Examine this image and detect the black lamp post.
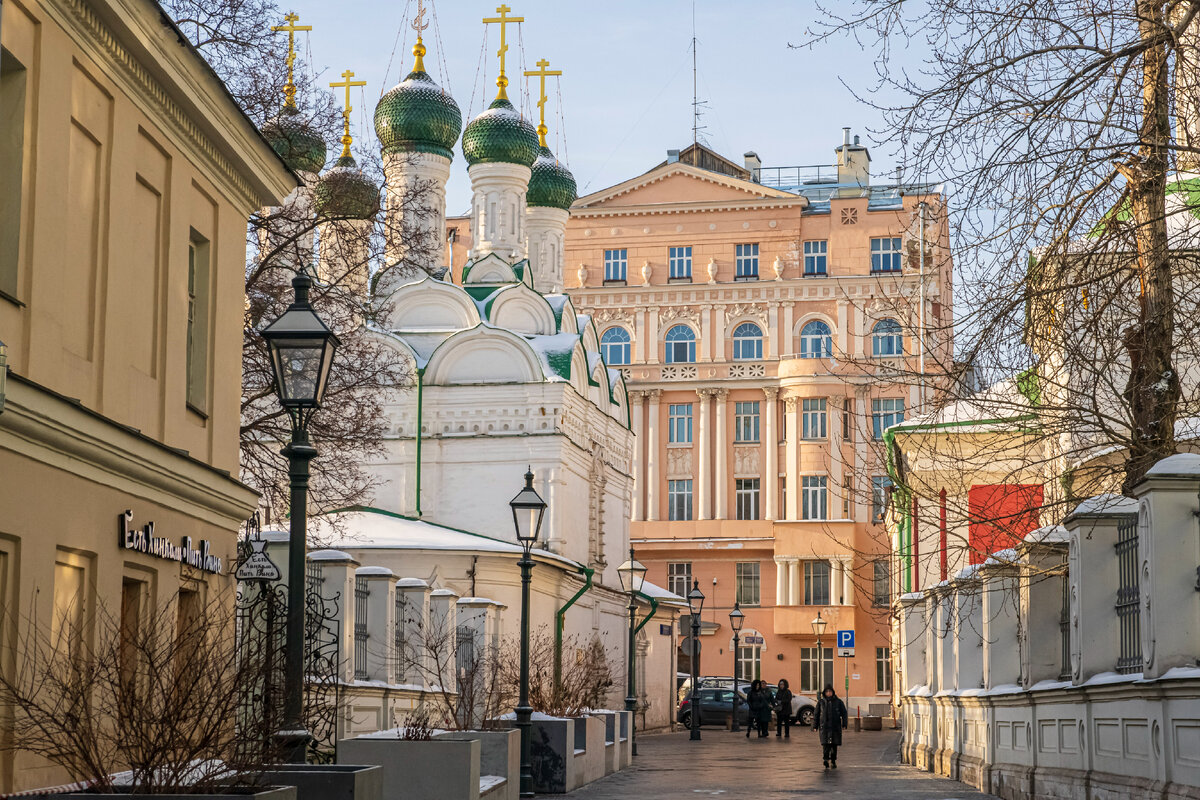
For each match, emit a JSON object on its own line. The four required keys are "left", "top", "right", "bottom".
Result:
{"left": 617, "top": 549, "right": 647, "bottom": 756}
{"left": 510, "top": 468, "right": 547, "bottom": 798}
{"left": 728, "top": 602, "right": 745, "bottom": 732}
{"left": 260, "top": 269, "right": 340, "bottom": 763}
{"left": 812, "top": 611, "right": 827, "bottom": 693}
{"left": 687, "top": 579, "right": 704, "bottom": 741}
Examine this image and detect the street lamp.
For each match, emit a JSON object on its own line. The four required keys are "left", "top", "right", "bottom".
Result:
{"left": 811, "top": 611, "right": 827, "bottom": 694}
{"left": 617, "top": 549, "right": 647, "bottom": 756}
{"left": 510, "top": 468, "right": 546, "bottom": 798}
{"left": 728, "top": 602, "right": 745, "bottom": 732}
{"left": 687, "top": 579, "right": 705, "bottom": 741}
{"left": 260, "top": 269, "right": 340, "bottom": 763}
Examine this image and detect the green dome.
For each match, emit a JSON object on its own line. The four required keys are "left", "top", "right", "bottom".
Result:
{"left": 314, "top": 155, "right": 380, "bottom": 220}
{"left": 461, "top": 98, "right": 539, "bottom": 168}
{"left": 375, "top": 69, "right": 462, "bottom": 160}
{"left": 262, "top": 105, "right": 327, "bottom": 174}
{"left": 527, "top": 145, "right": 577, "bottom": 210}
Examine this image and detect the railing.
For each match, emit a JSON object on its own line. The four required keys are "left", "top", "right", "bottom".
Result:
{"left": 755, "top": 164, "right": 840, "bottom": 188}
{"left": 1059, "top": 560, "right": 1072, "bottom": 680}
{"left": 354, "top": 577, "right": 369, "bottom": 680}
{"left": 1114, "top": 515, "right": 1141, "bottom": 674}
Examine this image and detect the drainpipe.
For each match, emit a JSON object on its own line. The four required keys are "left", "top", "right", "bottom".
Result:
{"left": 633, "top": 592, "right": 661, "bottom": 635}
{"left": 554, "top": 566, "right": 595, "bottom": 693}
{"left": 415, "top": 367, "right": 425, "bottom": 516}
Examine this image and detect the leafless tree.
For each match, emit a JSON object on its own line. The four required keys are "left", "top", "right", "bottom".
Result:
{"left": 497, "top": 629, "right": 616, "bottom": 718}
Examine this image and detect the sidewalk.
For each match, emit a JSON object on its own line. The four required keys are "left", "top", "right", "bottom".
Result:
{"left": 566, "top": 728, "right": 1000, "bottom": 798}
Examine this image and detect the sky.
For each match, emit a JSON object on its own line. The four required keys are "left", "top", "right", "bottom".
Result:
{"left": 282, "top": 0, "right": 908, "bottom": 214}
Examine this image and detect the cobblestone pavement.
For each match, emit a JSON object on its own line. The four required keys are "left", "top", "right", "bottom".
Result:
{"left": 565, "top": 728, "right": 1000, "bottom": 799}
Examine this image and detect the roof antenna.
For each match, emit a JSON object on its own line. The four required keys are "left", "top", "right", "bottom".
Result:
{"left": 691, "top": 1, "right": 707, "bottom": 164}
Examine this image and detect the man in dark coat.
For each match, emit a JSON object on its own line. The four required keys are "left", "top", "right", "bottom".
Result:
{"left": 745, "top": 680, "right": 771, "bottom": 738}
{"left": 812, "top": 683, "right": 848, "bottom": 768}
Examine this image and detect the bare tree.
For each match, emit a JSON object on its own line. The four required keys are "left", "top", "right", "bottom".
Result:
{"left": 497, "top": 630, "right": 616, "bottom": 718}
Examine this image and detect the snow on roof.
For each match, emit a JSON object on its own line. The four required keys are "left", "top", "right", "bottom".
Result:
{"left": 311, "top": 507, "right": 584, "bottom": 570}
{"left": 893, "top": 377, "right": 1035, "bottom": 432}
{"left": 1070, "top": 494, "right": 1138, "bottom": 517}
{"left": 397, "top": 577, "right": 430, "bottom": 588}
{"left": 1023, "top": 525, "right": 1069, "bottom": 545}
{"left": 393, "top": 330, "right": 453, "bottom": 366}
{"left": 457, "top": 596, "right": 505, "bottom": 607}
{"left": 309, "top": 548, "right": 355, "bottom": 562}
{"left": 1146, "top": 452, "right": 1200, "bottom": 477}
{"left": 356, "top": 566, "right": 396, "bottom": 577}
{"left": 430, "top": 588, "right": 459, "bottom": 597}
{"left": 638, "top": 580, "right": 686, "bottom": 605}
{"left": 526, "top": 332, "right": 580, "bottom": 381}
{"left": 953, "top": 564, "right": 983, "bottom": 581}
{"left": 984, "top": 548, "right": 1019, "bottom": 566}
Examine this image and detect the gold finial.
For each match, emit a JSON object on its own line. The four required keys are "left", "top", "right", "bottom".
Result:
{"left": 330, "top": 69, "right": 368, "bottom": 159}
{"left": 271, "top": 13, "right": 313, "bottom": 109}
{"left": 482, "top": 4, "right": 524, "bottom": 101}
{"left": 411, "top": 0, "right": 430, "bottom": 72}
{"left": 524, "top": 58, "right": 561, "bottom": 148}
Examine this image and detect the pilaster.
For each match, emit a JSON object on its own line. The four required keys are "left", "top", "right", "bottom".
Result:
{"left": 697, "top": 388, "right": 713, "bottom": 520}
{"left": 784, "top": 397, "right": 799, "bottom": 521}
{"left": 646, "top": 390, "right": 662, "bottom": 521}
{"left": 714, "top": 388, "right": 729, "bottom": 519}
{"left": 763, "top": 387, "right": 779, "bottom": 520}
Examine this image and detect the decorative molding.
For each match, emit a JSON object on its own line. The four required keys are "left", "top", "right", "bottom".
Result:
{"left": 728, "top": 363, "right": 766, "bottom": 378}
{"left": 660, "top": 365, "right": 697, "bottom": 381}
{"left": 666, "top": 448, "right": 692, "bottom": 478}
{"left": 784, "top": 397, "right": 799, "bottom": 411}
{"left": 658, "top": 306, "right": 702, "bottom": 328}
{"left": 733, "top": 445, "right": 759, "bottom": 477}
{"left": 763, "top": 386, "right": 780, "bottom": 401}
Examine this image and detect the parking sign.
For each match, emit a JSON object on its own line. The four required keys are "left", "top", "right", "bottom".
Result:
{"left": 837, "top": 629, "right": 855, "bottom": 657}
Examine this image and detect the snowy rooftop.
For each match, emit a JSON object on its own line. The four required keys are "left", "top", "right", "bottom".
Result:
{"left": 638, "top": 580, "right": 687, "bottom": 606}
{"left": 1146, "top": 452, "right": 1200, "bottom": 477}
{"left": 1069, "top": 493, "right": 1138, "bottom": 517}
{"left": 892, "top": 377, "right": 1036, "bottom": 434}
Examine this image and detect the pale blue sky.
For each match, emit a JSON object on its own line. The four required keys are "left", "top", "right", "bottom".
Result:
{"left": 283, "top": 0, "right": 902, "bottom": 213}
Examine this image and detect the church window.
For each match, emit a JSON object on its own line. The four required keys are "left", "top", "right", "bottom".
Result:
{"left": 669, "top": 245, "right": 692, "bottom": 280}
{"left": 604, "top": 249, "right": 627, "bottom": 283}
{"left": 871, "top": 318, "right": 903, "bottom": 357}
{"left": 732, "top": 322, "right": 763, "bottom": 360}
{"left": 870, "top": 236, "right": 903, "bottom": 273}
{"left": 803, "top": 240, "right": 827, "bottom": 276}
{"left": 668, "top": 403, "right": 693, "bottom": 444}
{"left": 601, "top": 327, "right": 631, "bottom": 365}
{"left": 799, "top": 320, "right": 832, "bottom": 359}
{"left": 665, "top": 324, "right": 696, "bottom": 364}
{"left": 735, "top": 243, "right": 759, "bottom": 280}
{"left": 668, "top": 479, "right": 693, "bottom": 521}
{"left": 186, "top": 235, "right": 211, "bottom": 414}
{"left": 1, "top": 47, "right": 28, "bottom": 301}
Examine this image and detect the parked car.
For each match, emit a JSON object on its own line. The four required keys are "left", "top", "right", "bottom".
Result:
{"left": 677, "top": 687, "right": 751, "bottom": 728}
{"left": 677, "top": 677, "right": 817, "bottom": 727}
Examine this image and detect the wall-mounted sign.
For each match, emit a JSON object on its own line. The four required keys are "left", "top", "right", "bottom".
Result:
{"left": 659, "top": 623, "right": 672, "bottom": 636}
{"left": 236, "top": 537, "right": 280, "bottom": 581}
{"left": 119, "top": 510, "right": 223, "bottom": 574}
{"left": 743, "top": 635, "right": 765, "bottom": 645}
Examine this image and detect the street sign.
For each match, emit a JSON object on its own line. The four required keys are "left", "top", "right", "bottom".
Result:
{"left": 680, "top": 636, "right": 701, "bottom": 657}
{"left": 837, "top": 629, "right": 855, "bottom": 658}
{"left": 743, "top": 635, "right": 764, "bottom": 645}
{"left": 659, "top": 623, "right": 672, "bottom": 636}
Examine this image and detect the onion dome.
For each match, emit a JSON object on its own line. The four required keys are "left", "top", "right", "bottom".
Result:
{"left": 314, "top": 155, "right": 380, "bottom": 220}
{"left": 527, "top": 145, "right": 577, "bottom": 210}
{"left": 461, "top": 97, "right": 539, "bottom": 168}
{"left": 262, "top": 105, "right": 327, "bottom": 174}
{"left": 374, "top": 41, "right": 462, "bottom": 160}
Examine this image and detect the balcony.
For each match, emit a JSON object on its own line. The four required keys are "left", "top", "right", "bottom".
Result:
{"left": 773, "top": 604, "right": 859, "bottom": 638}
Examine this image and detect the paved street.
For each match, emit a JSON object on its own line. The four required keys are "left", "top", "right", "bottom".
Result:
{"left": 567, "top": 728, "right": 1000, "bottom": 799}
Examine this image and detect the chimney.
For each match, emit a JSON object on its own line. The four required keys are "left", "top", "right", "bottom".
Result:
{"left": 744, "top": 151, "right": 762, "bottom": 182}
{"left": 835, "top": 127, "right": 871, "bottom": 191}
{"left": 667, "top": 148, "right": 681, "bottom": 164}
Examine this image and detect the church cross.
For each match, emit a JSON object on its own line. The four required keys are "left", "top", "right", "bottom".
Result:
{"left": 482, "top": 5, "right": 524, "bottom": 100}
{"left": 330, "top": 70, "right": 367, "bottom": 158}
{"left": 523, "top": 58, "right": 561, "bottom": 147}
{"left": 270, "top": 13, "right": 312, "bottom": 108}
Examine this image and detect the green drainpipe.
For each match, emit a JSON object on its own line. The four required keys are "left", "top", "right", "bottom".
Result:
{"left": 633, "top": 592, "right": 661, "bottom": 635}
{"left": 554, "top": 566, "right": 595, "bottom": 693}
{"left": 415, "top": 367, "right": 425, "bottom": 517}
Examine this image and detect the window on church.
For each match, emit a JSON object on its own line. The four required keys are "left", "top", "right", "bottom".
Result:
{"left": 735, "top": 479, "right": 760, "bottom": 521}
{"left": 669, "top": 403, "right": 693, "bottom": 444}
{"left": 735, "top": 243, "right": 759, "bottom": 280}
{"left": 1, "top": 47, "right": 28, "bottom": 301}
{"left": 732, "top": 322, "right": 763, "bottom": 360}
{"left": 734, "top": 401, "right": 760, "bottom": 443}
{"left": 601, "top": 327, "right": 631, "bottom": 366}
{"left": 604, "top": 249, "right": 627, "bottom": 283}
{"left": 668, "top": 562, "right": 692, "bottom": 596}
{"left": 665, "top": 325, "right": 696, "bottom": 364}
{"left": 802, "top": 398, "right": 827, "bottom": 440}
{"left": 668, "top": 480, "right": 693, "bottom": 521}
{"left": 187, "top": 235, "right": 211, "bottom": 414}
{"left": 669, "top": 245, "right": 692, "bottom": 280}
{"left": 803, "top": 240, "right": 827, "bottom": 276}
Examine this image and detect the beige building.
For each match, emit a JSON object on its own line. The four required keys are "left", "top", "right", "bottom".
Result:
{"left": 0, "top": 0, "right": 294, "bottom": 790}
{"left": 554, "top": 137, "right": 952, "bottom": 713}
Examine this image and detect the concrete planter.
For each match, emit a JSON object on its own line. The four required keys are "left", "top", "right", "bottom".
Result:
{"left": 47, "top": 789, "right": 296, "bottom": 800}
{"left": 256, "top": 764, "right": 382, "bottom": 800}
{"left": 589, "top": 711, "right": 620, "bottom": 774}
{"left": 435, "top": 730, "right": 519, "bottom": 800}
{"left": 338, "top": 737, "right": 480, "bottom": 800}
{"left": 570, "top": 716, "right": 605, "bottom": 787}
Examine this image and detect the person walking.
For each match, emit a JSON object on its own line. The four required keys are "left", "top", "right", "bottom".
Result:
{"left": 812, "top": 683, "right": 848, "bottom": 768}
{"left": 774, "top": 679, "right": 794, "bottom": 738}
{"left": 745, "top": 680, "right": 771, "bottom": 738}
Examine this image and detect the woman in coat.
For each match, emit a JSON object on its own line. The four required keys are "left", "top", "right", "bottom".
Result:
{"left": 774, "top": 678, "right": 794, "bottom": 738}
{"left": 745, "top": 680, "right": 771, "bottom": 738}
{"left": 812, "top": 683, "right": 848, "bottom": 768}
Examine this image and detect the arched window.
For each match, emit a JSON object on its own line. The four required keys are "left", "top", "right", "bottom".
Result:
{"left": 600, "top": 327, "right": 631, "bottom": 366}
{"left": 732, "top": 322, "right": 764, "bottom": 361}
{"left": 665, "top": 325, "right": 697, "bottom": 364}
{"left": 872, "top": 319, "right": 903, "bottom": 357}
{"left": 799, "top": 320, "right": 832, "bottom": 359}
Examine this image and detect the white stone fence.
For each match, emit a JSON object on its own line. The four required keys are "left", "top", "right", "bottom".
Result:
{"left": 895, "top": 454, "right": 1200, "bottom": 800}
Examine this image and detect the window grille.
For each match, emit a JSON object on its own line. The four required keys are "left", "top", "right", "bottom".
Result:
{"left": 1115, "top": 515, "right": 1141, "bottom": 674}
{"left": 354, "top": 576, "right": 369, "bottom": 680}
{"left": 1059, "top": 556, "right": 1071, "bottom": 680}
{"left": 394, "top": 592, "right": 406, "bottom": 665}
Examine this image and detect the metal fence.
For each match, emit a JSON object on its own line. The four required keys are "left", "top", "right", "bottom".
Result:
{"left": 1115, "top": 515, "right": 1141, "bottom": 674}
{"left": 1059, "top": 558, "right": 1071, "bottom": 680}
{"left": 354, "top": 577, "right": 369, "bottom": 680}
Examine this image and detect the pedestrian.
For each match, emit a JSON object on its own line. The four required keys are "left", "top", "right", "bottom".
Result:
{"left": 812, "top": 683, "right": 848, "bottom": 768}
{"left": 745, "top": 680, "right": 771, "bottom": 738}
{"left": 774, "top": 678, "right": 794, "bottom": 738}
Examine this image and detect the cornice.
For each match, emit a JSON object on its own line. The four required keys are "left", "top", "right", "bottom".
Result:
{"left": 571, "top": 197, "right": 807, "bottom": 219}
{"left": 573, "top": 162, "right": 800, "bottom": 210}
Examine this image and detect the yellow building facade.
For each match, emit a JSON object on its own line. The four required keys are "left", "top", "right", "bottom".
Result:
{"left": 0, "top": 0, "right": 294, "bottom": 789}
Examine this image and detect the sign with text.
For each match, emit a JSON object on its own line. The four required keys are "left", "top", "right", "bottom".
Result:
{"left": 236, "top": 537, "right": 280, "bottom": 581}
{"left": 120, "top": 510, "right": 223, "bottom": 574}
{"left": 742, "top": 635, "right": 764, "bottom": 645}
{"left": 837, "top": 629, "right": 855, "bottom": 658}
{"left": 659, "top": 623, "right": 672, "bottom": 636}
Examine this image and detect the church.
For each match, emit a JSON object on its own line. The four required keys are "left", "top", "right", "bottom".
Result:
{"left": 258, "top": 6, "right": 683, "bottom": 734}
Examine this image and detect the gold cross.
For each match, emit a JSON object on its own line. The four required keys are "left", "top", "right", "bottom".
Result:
{"left": 271, "top": 13, "right": 312, "bottom": 108}
{"left": 330, "top": 69, "right": 367, "bottom": 158}
{"left": 410, "top": 0, "right": 430, "bottom": 73}
{"left": 523, "top": 58, "right": 561, "bottom": 147}
{"left": 482, "top": 4, "right": 524, "bottom": 100}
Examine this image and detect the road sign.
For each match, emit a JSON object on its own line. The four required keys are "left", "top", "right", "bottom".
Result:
{"left": 837, "top": 629, "right": 855, "bottom": 658}
{"left": 680, "top": 636, "right": 701, "bottom": 657}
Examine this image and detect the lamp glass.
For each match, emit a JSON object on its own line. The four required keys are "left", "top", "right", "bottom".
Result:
{"left": 509, "top": 471, "right": 547, "bottom": 545}
{"left": 260, "top": 276, "right": 340, "bottom": 411}
{"left": 617, "top": 556, "right": 647, "bottom": 594}
{"left": 687, "top": 580, "right": 705, "bottom": 616}
{"left": 729, "top": 602, "right": 745, "bottom": 633}
{"left": 811, "top": 612, "right": 827, "bottom": 638}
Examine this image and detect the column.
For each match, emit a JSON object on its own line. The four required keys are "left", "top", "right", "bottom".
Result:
{"left": 700, "top": 305, "right": 714, "bottom": 362}
{"left": 836, "top": 300, "right": 849, "bottom": 356}
{"left": 784, "top": 397, "right": 799, "bottom": 521}
{"left": 763, "top": 387, "right": 779, "bottom": 520}
{"left": 829, "top": 394, "right": 845, "bottom": 519}
{"left": 646, "top": 390, "right": 662, "bottom": 521}
{"left": 782, "top": 302, "right": 795, "bottom": 356}
{"left": 647, "top": 309, "right": 660, "bottom": 364}
{"left": 630, "top": 391, "right": 645, "bottom": 521}
{"left": 788, "top": 559, "right": 800, "bottom": 607}
{"left": 714, "top": 388, "right": 729, "bottom": 520}
{"left": 830, "top": 558, "right": 842, "bottom": 605}
{"left": 840, "top": 557, "right": 853, "bottom": 606}
{"left": 776, "top": 559, "right": 788, "bottom": 606}
{"left": 697, "top": 389, "right": 712, "bottom": 520}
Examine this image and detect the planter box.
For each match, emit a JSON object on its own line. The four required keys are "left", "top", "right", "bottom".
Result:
{"left": 589, "top": 712, "right": 619, "bottom": 775}
{"left": 570, "top": 716, "right": 605, "bottom": 787}
{"left": 256, "top": 764, "right": 382, "bottom": 800}
{"left": 435, "top": 730, "right": 519, "bottom": 800}
{"left": 47, "top": 789, "right": 296, "bottom": 800}
{"left": 338, "top": 737, "right": 480, "bottom": 800}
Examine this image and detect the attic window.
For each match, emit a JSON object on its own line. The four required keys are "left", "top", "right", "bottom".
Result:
{"left": 841, "top": 208, "right": 858, "bottom": 225}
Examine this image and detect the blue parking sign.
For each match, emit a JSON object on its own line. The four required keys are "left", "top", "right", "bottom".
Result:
{"left": 837, "top": 630, "right": 854, "bottom": 649}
